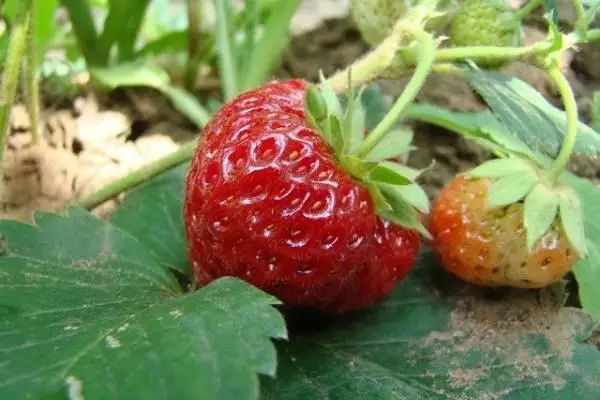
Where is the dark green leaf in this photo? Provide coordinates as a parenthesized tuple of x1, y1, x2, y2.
(486, 171, 538, 208)
(467, 157, 536, 179)
(369, 163, 413, 186)
(364, 129, 414, 162)
(261, 254, 600, 399)
(109, 163, 190, 275)
(465, 69, 600, 160)
(359, 84, 392, 131)
(405, 103, 539, 162)
(558, 187, 586, 258)
(523, 183, 559, 252)
(0, 208, 286, 400)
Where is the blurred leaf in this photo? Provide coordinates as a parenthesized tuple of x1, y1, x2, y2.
(0, 208, 287, 400)
(544, 0, 558, 23)
(213, 0, 239, 100)
(261, 254, 600, 399)
(465, 69, 600, 160)
(90, 62, 210, 127)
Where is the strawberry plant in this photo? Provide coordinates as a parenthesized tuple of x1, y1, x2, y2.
(1, 0, 600, 399)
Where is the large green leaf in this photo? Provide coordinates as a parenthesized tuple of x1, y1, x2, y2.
(109, 163, 190, 275)
(465, 69, 600, 160)
(0, 207, 286, 400)
(261, 254, 600, 399)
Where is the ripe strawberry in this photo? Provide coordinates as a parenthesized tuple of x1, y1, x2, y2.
(428, 175, 580, 288)
(183, 79, 427, 313)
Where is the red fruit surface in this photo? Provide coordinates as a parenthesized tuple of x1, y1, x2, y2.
(428, 176, 579, 288)
(183, 79, 420, 313)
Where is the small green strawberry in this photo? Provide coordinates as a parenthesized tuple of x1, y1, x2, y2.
(448, 0, 523, 68)
(350, 0, 459, 46)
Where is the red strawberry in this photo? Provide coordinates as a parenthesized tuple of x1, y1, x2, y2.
(183, 79, 426, 313)
(428, 175, 580, 288)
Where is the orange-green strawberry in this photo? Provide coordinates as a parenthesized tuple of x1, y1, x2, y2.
(350, 0, 458, 46)
(428, 176, 580, 288)
(448, 0, 522, 68)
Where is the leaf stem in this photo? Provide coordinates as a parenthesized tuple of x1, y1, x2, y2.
(354, 28, 436, 158)
(24, 0, 40, 144)
(0, 0, 32, 181)
(544, 64, 578, 184)
(514, 0, 544, 20)
(74, 140, 198, 210)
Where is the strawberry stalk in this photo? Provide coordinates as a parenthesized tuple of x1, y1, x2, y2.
(514, 0, 544, 20)
(543, 63, 578, 184)
(24, 0, 40, 145)
(355, 28, 436, 158)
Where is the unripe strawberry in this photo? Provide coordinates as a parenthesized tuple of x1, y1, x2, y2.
(350, 0, 459, 46)
(448, 0, 522, 68)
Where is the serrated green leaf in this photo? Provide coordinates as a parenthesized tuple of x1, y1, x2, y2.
(368, 163, 413, 186)
(558, 187, 587, 258)
(364, 129, 415, 162)
(467, 157, 536, 179)
(109, 164, 190, 275)
(261, 254, 600, 399)
(465, 69, 600, 160)
(378, 160, 425, 181)
(523, 183, 559, 252)
(0, 208, 286, 400)
(486, 171, 538, 208)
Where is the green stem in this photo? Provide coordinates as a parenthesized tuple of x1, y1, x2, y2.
(434, 41, 550, 63)
(571, 0, 585, 20)
(515, 0, 544, 20)
(213, 0, 239, 101)
(74, 140, 198, 210)
(354, 29, 436, 158)
(59, 0, 100, 66)
(185, 0, 201, 90)
(0, 0, 32, 181)
(544, 64, 578, 184)
(24, 0, 40, 144)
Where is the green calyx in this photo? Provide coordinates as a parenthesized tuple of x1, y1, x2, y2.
(448, 0, 523, 68)
(304, 74, 431, 238)
(465, 156, 586, 259)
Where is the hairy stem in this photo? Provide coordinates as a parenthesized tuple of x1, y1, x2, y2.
(0, 0, 32, 181)
(515, 0, 544, 20)
(74, 140, 198, 210)
(355, 28, 436, 158)
(24, 0, 40, 145)
(434, 40, 551, 63)
(544, 64, 578, 184)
